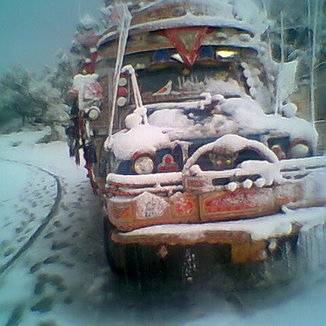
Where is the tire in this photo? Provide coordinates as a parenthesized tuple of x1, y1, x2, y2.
(103, 216, 129, 275)
(102, 217, 185, 283)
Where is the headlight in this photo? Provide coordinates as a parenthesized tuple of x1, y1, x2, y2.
(289, 143, 309, 158)
(133, 156, 154, 174)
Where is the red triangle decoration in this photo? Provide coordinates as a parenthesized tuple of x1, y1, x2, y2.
(162, 27, 209, 66)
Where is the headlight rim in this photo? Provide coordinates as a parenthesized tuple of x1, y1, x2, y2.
(132, 152, 155, 175)
(288, 139, 311, 159)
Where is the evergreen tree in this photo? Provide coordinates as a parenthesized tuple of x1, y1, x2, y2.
(0, 66, 44, 125)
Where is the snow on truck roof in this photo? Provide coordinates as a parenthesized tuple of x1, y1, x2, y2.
(98, 0, 269, 47)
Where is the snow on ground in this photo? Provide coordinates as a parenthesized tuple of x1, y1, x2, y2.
(182, 278, 326, 326)
(0, 160, 57, 273)
(0, 127, 325, 326)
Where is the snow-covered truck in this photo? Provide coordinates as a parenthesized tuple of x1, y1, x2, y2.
(68, 0, 326, 281)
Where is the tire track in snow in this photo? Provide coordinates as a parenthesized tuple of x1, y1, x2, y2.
(0, 159, 62, 274)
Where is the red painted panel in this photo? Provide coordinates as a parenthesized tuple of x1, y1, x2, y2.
(162, 27, 208, 66)
(199, 188, 278, 221)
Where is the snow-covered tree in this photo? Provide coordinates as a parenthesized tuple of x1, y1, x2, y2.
(0, 66, 70, 140)
(263, 0, 325, 124)
(265, 0, 325, 70)
(0, 67, 45, 125)
(42, 52, 75, 103)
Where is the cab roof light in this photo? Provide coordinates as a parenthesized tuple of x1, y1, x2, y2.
(216, 50, 237, 58)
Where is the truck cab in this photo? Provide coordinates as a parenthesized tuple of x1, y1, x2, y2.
(68, 0, 326, 281)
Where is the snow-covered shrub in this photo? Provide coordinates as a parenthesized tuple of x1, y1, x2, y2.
(0, 66, 70, 140)
(0, 66, 44, 126)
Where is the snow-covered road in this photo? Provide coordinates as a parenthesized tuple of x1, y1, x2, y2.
(0, 159, 60, 274)
(0, 128, 325, 326)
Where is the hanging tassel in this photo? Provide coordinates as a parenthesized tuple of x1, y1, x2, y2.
(84, 161, 98, 194)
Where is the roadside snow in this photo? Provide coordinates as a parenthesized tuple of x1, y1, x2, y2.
(181, 278, 326, 326)
(0, 160, 58, 272)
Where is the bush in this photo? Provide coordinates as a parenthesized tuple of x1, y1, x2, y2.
(0, 65, 71, 134)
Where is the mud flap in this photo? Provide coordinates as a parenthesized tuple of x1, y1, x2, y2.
(231, 240, 266, 263)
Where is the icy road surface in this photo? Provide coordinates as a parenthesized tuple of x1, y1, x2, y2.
(0, 127, 325, 326)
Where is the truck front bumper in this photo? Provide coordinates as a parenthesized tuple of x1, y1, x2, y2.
(110, 206, 326, 263)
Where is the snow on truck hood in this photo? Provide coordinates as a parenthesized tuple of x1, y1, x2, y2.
(107, 96, 317, 161)
(110, 124, 171, 161)
(218, 97, 318, 146)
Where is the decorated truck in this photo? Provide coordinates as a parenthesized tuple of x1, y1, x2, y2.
(67, 0, 326, 282)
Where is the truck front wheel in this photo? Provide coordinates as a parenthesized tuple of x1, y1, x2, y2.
(103, 216, 132, 275)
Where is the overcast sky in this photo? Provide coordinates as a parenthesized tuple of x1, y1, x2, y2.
(0, 0, 103, 76)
